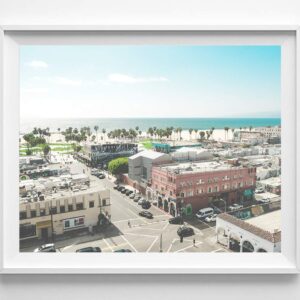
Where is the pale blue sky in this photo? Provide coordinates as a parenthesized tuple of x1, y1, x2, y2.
(20, 45, 281, 119)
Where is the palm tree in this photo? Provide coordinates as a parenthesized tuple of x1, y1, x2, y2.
(200, 131, 205, 140)
(194, 129, 198, 140)
(189, 128, 193, 140)
(224, 126, 229, 140)
(102, 128, 106, 141)
(178, 127, 182, 140)
(94, 125, 99, 142)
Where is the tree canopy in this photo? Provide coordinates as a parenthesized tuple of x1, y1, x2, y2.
(108, 157, 129, 175)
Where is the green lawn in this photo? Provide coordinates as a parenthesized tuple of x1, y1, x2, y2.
(140, 139, 153, 150)
(19, 143, 74, 156)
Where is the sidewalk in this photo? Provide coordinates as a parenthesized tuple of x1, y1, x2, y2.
(20, 227, 109, 252)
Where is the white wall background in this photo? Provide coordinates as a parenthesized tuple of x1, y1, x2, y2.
(0, 0, 299, 299)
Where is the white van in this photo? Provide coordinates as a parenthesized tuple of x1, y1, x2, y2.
(196, 207, 214, 220)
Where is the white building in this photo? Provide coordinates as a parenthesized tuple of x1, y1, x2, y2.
(20, 186, 111, 241)
(128, 150, 171, 187)
(171, 147, 213, 162)
(216, 209, 281, 252)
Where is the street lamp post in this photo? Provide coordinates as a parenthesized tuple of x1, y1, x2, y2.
(49, 202, 55, 244)
(159, 234, 163, 252)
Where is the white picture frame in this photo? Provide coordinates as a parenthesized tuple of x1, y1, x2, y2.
(0, 25, 299, 274)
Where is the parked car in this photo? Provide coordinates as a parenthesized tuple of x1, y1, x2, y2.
(139, 210, 153, 219)
(114, 249, 132, 252)
(196, 207, 214, 220)
(205, 214, 217, 223)
(121, 188, 127, 194)
(91, 168, 99, 175)
(76, 247, 101, 252)
(169, 216, 182, 224)
(134, 195, 141, 202)
(138, 198, 146, 205)
(142, 201, 151, 209)
(177, 226, 194, 237)
(34, 243, 56, 253)
(228, 203, 243, 211)
(113, 185, 119, 190)
(257, 198, 271, 204)
(255, 187, 264, 194)
(96, 173, 105, 179)
(126, 190, 133, 196)
(129, 193, 136, 199)
(117, 186, 125, 192)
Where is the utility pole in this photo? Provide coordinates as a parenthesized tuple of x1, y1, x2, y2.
(50, 202, 55, 243)
(159, 234, 163, 252)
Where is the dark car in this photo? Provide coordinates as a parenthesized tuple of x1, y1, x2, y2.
(113, 185, 119, 190)
(125, 190, 133, 196)
(177, 226, 194, 237)
(114, 249, 132, 253)
(98, 174, 105, 179)
(76, 247, 101, 253)
(133, 195, 141, 202)
(139, 210, 153, 219)
(121, 188, 127, 194)
(169, 216, 182, 224)
(142, 201, 151, 209)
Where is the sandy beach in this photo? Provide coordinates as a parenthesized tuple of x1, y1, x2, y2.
(20, 128, 239, 145)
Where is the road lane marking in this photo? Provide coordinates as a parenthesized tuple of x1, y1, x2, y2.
(120, 235, 138, 253)
(167, 239, 177, 253)
(146, 236, 159, 253)
(162, 222, 169, 231)
(103, 239, 114, 252)
(125, 232, 157, 238)
(113, 217, 141, 224)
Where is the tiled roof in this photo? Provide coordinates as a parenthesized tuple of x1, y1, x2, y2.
(218, 213, 281, 243)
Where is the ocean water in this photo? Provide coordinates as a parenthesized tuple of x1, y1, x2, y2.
(20, 118, 281, 134)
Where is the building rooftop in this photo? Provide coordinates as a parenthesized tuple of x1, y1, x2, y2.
(129, 150, 168, 160)
(245, 210, 281, 233)
(218, 211, 281, 243)
(259, 176, 281, 187)
(156, 160, 247, 174)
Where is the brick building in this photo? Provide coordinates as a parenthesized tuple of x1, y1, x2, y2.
(147, 160, 256, 216)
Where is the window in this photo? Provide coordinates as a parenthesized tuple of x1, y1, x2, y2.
(40, 209, 45, 216)
(64, 220, 70, 228)
(213, 186, 219, 192)
(20, 211, 27, 220)
(89, 201, 94, 208)
(102, 199, 107, 206)
(60, 206, 66, 213)
(208, 187, 212, 193)
(76, 203, 84, 210)
(68, 204, 73, 212)
(20, 224, 36, 239)
(50, 207, 57, 214)
(30, 210, 36, 218)
(75, 217, 84, 226)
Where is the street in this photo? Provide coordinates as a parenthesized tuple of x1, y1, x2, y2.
(21, 158, 228, 253)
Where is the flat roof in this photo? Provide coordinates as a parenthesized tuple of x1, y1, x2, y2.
(245, 210, 281, 232)
(130, 150, 167, 160)
(157, 160, 246, 174)
(260, 176, 281, 186)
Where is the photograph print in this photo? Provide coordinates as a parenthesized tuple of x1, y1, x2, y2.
(19, 45, 281, 254)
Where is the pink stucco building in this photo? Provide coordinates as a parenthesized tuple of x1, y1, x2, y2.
(149, 160, 256, 215)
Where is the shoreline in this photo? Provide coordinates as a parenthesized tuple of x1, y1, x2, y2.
(19, 128, 259, 144)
